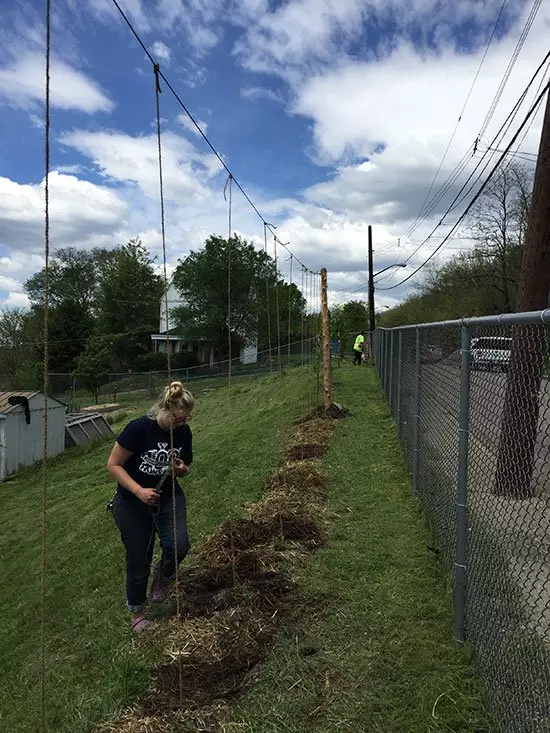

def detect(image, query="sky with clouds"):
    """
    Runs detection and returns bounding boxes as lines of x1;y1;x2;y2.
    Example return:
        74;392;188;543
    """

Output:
0;0;548;312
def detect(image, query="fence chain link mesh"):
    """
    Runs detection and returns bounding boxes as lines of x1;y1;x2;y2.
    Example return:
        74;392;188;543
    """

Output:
374;317;550;733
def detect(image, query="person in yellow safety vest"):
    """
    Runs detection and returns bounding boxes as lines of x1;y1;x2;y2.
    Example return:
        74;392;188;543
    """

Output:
353;331;366;365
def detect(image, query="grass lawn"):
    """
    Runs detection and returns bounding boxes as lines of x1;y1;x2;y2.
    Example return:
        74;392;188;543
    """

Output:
0;363;491;732
0;368;316;733
229;364;493;732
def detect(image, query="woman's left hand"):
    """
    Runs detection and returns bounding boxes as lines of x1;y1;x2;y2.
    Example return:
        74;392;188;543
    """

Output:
172;458;190;477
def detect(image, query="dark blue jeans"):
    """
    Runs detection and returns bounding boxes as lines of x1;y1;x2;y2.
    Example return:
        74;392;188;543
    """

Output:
112;489;191;612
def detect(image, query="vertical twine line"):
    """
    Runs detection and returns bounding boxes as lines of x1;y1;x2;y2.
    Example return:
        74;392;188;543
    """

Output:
316;272;321;408
264;224;273;372
308;269;314;418
41;2;51;729
288;255;293;360
301;266;306;428
274;236;282;372
154;62;183;707
224;174;236;587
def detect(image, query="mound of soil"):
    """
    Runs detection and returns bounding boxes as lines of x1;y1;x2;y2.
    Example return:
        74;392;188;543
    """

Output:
266;463;328;493
198;519;274;564
144;608;277;713
286;443;326;460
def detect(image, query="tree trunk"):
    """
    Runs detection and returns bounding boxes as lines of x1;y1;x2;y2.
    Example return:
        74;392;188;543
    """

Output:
494;90;550;498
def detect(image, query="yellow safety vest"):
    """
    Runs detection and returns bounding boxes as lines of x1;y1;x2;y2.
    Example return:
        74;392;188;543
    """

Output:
354;335;365;351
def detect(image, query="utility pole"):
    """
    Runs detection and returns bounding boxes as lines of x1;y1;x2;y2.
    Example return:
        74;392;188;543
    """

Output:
320;268;333;412
368;225;376;335
495;87;550;498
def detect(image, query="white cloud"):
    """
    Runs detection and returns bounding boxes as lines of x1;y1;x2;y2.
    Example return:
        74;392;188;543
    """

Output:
0;54;113;113
61;129;222;201
81;0;151;32
0;172;128;255
152;40;171;63
155;0;223;53
241;86;284;104
234;0;528;81
0;275;24;292
177;113;208;136
1;291;31;309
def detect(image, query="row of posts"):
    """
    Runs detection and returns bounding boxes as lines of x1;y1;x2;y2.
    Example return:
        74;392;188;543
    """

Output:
372;325;471;644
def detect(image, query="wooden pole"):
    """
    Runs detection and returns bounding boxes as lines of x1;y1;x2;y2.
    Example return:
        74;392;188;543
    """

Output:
495;88;550;498
320;268;333;411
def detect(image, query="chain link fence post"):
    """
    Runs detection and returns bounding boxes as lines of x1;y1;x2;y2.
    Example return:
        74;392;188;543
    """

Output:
454;322;471;644
385;330;390;398
412;327;421;495
379;330;384;386
389;329;395;413
397;329;403;434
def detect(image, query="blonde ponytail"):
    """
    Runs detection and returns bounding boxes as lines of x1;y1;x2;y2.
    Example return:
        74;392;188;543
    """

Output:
150;380;194;423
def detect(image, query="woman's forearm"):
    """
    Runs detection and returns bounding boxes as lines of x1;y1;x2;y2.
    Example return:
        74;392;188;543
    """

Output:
108;464;143;497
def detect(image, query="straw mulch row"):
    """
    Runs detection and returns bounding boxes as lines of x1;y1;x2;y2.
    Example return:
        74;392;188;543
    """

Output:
97;413;341;733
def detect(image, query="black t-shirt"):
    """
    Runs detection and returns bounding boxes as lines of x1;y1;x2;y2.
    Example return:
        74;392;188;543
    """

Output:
116;416;193;496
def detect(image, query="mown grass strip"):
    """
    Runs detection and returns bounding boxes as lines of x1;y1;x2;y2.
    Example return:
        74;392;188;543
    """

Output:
0;368;312;733
229;364;493;732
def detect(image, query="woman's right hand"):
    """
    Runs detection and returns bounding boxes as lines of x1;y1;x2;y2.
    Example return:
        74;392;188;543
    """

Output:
138;488;160;506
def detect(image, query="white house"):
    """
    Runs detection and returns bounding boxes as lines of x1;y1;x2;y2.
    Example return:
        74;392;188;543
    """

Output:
150;284;258;366
0;391;66;481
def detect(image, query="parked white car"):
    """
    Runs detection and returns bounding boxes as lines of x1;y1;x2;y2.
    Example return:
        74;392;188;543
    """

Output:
471;336;512;372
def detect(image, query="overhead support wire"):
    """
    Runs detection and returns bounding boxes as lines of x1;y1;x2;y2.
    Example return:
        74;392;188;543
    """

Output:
109;0;312;273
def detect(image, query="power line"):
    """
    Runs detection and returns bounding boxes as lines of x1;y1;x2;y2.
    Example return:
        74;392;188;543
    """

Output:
109;0;314;274
381;49;550;291
402;0;509;240
477;0;542;141
378;80;550;292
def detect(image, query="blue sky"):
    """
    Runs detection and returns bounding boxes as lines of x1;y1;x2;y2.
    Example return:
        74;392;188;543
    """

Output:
0;0;546;309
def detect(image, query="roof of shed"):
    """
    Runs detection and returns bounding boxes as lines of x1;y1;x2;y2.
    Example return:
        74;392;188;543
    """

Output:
0;391;64;415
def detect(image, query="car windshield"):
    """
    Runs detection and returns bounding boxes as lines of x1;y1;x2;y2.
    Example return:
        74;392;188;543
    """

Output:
473;338;511;351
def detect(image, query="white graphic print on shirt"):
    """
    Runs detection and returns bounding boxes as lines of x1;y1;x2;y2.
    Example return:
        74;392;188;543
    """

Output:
139;443;182;475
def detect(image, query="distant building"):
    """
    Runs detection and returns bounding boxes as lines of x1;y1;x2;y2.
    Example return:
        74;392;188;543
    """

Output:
0;391;66;481
150;284;258;366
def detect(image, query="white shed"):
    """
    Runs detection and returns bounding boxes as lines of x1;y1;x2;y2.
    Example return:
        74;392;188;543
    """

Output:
0;391;66;481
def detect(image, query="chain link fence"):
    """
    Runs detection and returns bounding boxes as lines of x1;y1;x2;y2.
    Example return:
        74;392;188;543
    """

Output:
46;337;319;410
373;312;550;733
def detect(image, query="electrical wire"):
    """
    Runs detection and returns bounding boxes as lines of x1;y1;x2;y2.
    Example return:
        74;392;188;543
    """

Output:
402;0;509;240
378;80;549;292
381;50;550;291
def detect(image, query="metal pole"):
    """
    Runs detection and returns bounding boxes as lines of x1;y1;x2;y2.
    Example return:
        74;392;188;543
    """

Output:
389;329;394;412
412;327;421;495
384;331;390;398
455;323;471;643
381;330;385;394
396;330;403;433
368;225;375;334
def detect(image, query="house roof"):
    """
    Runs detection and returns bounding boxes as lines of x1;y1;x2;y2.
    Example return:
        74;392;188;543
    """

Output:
0;391;64;415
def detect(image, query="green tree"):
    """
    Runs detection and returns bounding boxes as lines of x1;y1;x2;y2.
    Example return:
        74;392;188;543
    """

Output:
74;336;112;403
261;279;307;354
0;308;29;388
172;234;278;357
24;247;100;310
96;239;164;371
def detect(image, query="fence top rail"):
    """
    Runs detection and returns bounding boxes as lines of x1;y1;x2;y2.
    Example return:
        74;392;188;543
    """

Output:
377;309;550;331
